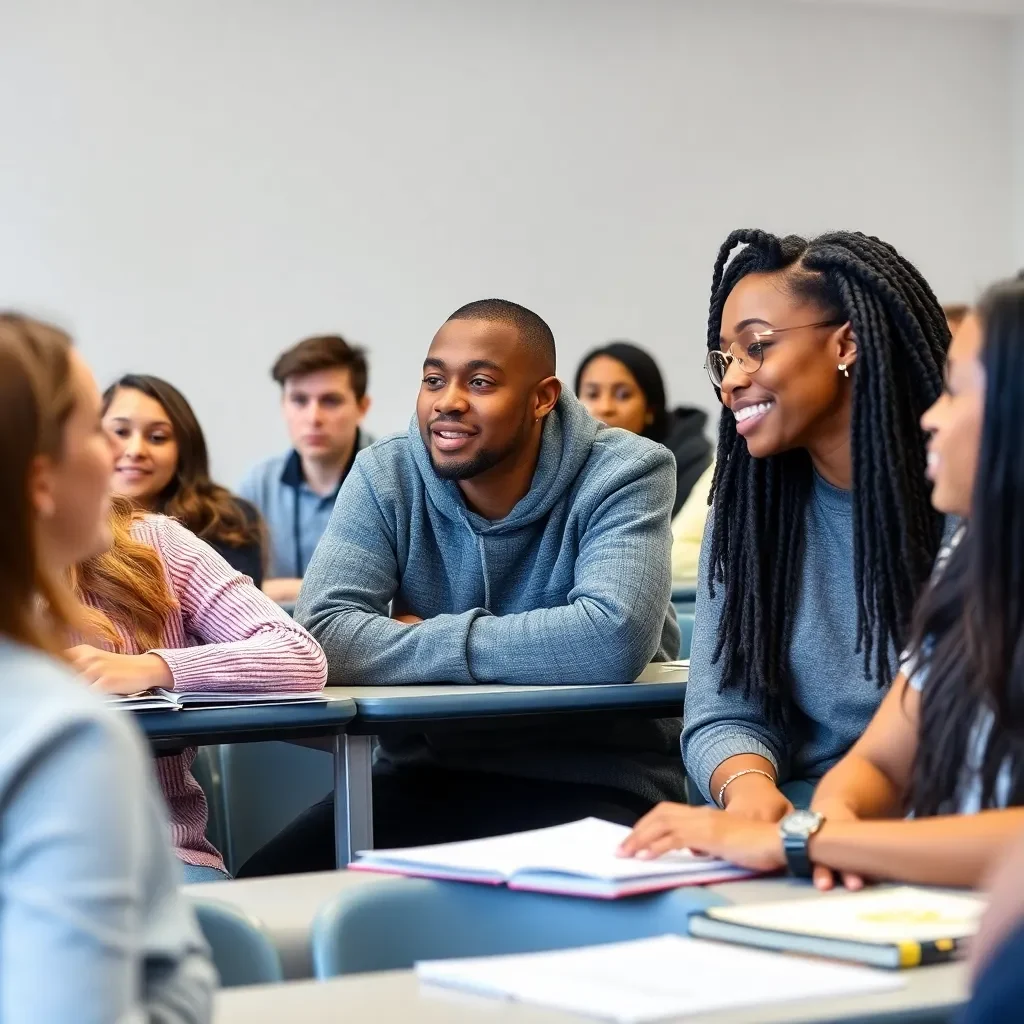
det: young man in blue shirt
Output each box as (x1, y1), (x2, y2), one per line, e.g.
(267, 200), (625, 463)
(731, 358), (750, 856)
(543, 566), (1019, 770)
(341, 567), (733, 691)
(239, 335), (371, 604)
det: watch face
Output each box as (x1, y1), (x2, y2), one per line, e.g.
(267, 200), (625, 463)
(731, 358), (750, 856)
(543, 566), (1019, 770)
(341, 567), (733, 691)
(780, 810), (822, 838)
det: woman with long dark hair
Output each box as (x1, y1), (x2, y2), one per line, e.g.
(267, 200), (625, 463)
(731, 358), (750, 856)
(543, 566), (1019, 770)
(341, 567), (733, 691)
(681, 229), (950, 821)
(621, 278), (1024, 890)
(102, 374), (265, 584)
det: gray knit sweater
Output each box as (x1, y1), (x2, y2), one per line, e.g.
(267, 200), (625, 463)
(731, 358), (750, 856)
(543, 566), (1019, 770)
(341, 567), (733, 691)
(297, 391), (684, 804)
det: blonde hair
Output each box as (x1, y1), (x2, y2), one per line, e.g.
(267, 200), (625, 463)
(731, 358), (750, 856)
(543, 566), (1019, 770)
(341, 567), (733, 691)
(70, 495), (178, 652)
(0, 314), (83, 654)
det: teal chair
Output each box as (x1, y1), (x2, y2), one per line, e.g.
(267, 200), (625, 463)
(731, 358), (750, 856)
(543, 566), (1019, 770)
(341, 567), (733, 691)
(310, 877), (725, 977)
(192, 898), (284, 988)
(676, 610), (695, 659)
(213, 741), (335, 874)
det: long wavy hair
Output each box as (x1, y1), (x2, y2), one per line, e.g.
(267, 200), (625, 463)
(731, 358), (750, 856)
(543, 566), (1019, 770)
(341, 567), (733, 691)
(909, 280), (1024, 814)
(70, 494), (178, 652)
(0, 314), (84, 654)
(103, 374), (262, 551)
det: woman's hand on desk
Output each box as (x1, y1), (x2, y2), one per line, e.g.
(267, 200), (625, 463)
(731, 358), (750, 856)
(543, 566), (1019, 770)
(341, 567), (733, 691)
(67, 645), (173, 695)
(807, 801), (865, 892)
(722, 775), (794, 823)
(616, 803), (786, 872)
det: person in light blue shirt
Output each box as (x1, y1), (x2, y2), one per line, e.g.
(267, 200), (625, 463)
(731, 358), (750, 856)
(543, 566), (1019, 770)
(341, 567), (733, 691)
(0, 314), (214, 1023)
(239, 334), (371, 605)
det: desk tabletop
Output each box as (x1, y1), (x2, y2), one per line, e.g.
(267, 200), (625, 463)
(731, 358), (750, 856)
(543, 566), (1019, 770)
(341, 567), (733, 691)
(214, 960), (964, 1024)
(324, 663), (687, 724)
(212, 872), (967, 1024)
(134, 696), (356, 749)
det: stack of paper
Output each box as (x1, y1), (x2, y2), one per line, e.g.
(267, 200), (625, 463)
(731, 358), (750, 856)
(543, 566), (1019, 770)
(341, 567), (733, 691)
(352, 817), (755, 898)
(416, 934), (905, 1023)
(107, 689), (328, 712)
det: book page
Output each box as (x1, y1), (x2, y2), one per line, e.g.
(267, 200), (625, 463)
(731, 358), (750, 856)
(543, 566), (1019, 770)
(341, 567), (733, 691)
(708, 886), (984, 944)
(416, 934), (904, 1023)
(360, 817), (736, 881)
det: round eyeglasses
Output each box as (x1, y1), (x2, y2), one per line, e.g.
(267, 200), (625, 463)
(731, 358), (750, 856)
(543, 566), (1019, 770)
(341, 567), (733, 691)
(704, 320), (843, 388)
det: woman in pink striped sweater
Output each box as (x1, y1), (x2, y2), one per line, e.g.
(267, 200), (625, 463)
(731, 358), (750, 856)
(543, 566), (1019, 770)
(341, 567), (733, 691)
(67, 496), (327, 881)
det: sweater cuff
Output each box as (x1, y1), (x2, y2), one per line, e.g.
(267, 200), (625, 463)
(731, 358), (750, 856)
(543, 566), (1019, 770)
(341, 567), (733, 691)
(686, 734), (781, 805)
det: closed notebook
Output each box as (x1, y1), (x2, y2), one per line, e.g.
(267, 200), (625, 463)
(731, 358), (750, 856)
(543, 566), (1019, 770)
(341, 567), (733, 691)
(688, 886), (984, 968)
(350, 817), (755, 899)
(415, 934), (904, 1023)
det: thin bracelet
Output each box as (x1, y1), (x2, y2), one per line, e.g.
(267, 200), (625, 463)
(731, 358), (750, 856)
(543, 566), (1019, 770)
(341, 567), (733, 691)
(716, 768), (776, 809)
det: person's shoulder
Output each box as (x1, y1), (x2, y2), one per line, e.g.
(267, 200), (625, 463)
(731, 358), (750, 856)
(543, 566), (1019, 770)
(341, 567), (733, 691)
(130, 512), (205, 562)
(589, 424), (675, 476)
(240, 452), (291, 492)
(233, 495), (262, 526)
(355, 432), (416, 482)
(0, 640), (146, 769)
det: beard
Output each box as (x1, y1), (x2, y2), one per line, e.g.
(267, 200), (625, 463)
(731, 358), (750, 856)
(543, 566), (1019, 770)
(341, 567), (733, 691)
(424, 409), (532, 481)
(429, 435), (519, 480)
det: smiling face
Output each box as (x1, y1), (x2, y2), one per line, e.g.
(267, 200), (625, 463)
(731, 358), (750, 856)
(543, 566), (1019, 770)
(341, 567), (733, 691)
(102, 387), (179, 509)
(416, 318), (555, 481)
(920, 312), (985, 518)
(577, 355), (651, 435)
(717, 270), (856, 460)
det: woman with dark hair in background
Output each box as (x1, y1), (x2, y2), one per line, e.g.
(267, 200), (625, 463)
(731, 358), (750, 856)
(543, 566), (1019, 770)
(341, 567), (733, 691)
(102, 374), (265, 585)
(575, 341), (712, 516)
(622, 278), (1024, 891)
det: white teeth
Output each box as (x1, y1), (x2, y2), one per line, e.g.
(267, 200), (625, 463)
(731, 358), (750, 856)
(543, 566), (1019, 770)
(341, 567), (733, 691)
(438, 431), (468, 439)
(734, 402), (774, 423)
(927, 451), (939, 468)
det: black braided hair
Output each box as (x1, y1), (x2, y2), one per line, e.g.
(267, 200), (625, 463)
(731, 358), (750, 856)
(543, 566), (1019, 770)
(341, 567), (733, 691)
(706, 230), (949, 721)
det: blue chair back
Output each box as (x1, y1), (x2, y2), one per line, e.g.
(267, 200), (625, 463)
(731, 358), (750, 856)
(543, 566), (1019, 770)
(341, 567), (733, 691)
(311, 877), (725, 977)
(676, 610), (695, 659)
(191, 898), (284, 988)
(215, 741), (334, 874)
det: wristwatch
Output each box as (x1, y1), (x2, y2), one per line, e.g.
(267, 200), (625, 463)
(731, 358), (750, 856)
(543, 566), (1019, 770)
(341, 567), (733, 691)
(779, 810), (825, 878)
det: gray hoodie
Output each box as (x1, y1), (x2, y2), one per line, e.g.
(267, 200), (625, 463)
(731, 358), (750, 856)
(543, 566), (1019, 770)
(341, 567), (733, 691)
(297, 391), (684, 804)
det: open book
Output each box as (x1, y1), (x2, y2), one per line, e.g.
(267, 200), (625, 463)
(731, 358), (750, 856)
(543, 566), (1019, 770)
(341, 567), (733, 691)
(688, 886), (984, 969)
(351, 817), (756, 899)
(106, 689), (328, 712)
(416, 934), (904, 1023)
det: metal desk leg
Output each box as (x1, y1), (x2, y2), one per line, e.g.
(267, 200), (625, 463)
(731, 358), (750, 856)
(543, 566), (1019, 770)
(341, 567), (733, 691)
(333, 733), (374, 866)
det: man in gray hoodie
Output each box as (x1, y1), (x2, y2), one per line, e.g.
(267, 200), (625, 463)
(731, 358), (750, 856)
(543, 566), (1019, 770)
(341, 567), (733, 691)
(240, 299), (683, 872)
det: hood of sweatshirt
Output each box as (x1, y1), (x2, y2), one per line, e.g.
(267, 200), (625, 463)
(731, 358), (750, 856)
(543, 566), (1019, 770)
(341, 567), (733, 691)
(407, 390), (600, 535)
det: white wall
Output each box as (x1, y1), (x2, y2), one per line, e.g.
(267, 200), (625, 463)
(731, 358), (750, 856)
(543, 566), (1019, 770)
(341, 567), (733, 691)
(0, 0), (1014, 484)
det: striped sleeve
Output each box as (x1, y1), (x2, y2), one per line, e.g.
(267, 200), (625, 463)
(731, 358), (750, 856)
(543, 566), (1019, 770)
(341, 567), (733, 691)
(142, 517), (327, 692)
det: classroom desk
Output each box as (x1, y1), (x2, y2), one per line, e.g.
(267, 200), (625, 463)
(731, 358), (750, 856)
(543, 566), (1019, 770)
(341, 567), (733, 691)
(213, 875), (967, 1023)
(322, 663), (687, 865)
(135, 698), (357, 866)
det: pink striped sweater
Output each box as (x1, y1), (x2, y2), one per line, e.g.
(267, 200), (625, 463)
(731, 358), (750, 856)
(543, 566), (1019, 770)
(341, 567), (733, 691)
(82, 514), (327, 872)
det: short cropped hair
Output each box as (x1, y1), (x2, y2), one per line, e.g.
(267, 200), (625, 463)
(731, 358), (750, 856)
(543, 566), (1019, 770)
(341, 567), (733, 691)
(447, 299), (556, 374)
(271, 335), (368, 399)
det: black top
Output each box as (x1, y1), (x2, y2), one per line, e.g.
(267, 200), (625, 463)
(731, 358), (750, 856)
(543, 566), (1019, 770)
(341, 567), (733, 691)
(207, 497), (265, 589)
(663, 407), (713, 517)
